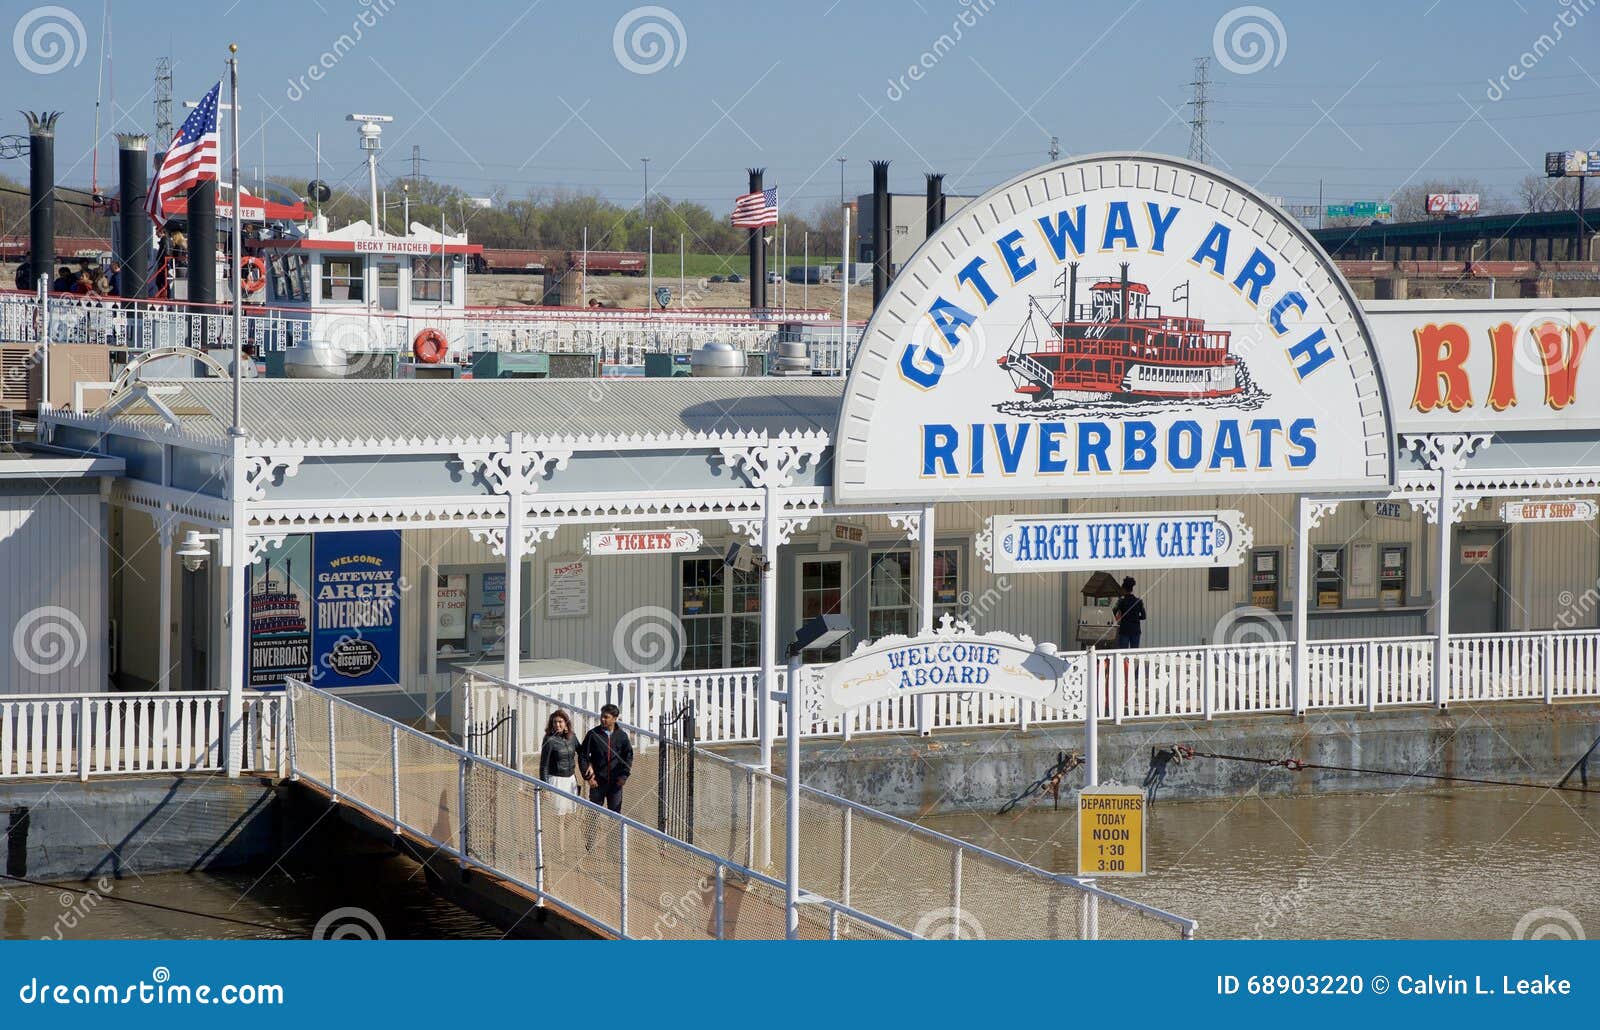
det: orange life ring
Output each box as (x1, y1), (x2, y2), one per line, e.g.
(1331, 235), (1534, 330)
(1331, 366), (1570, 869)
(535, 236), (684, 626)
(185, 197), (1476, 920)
(239, 256), (266, 295)
(413, 327), (449, 364)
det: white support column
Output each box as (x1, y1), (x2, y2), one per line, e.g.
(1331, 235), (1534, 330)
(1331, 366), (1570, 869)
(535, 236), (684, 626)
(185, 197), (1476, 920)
(1292, 497), (1312, 716)
(157, 517), (175, 691)
(759, 482), (779, 772)
(1434, 465), (1454, 709)
(915, 504), (936, 736)
(225, 446), (248, 776)
(504, 435), (525, 686)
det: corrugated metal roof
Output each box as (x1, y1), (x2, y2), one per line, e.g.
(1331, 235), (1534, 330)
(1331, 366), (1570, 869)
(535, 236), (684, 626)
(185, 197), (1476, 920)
(102, 377), (844, 445)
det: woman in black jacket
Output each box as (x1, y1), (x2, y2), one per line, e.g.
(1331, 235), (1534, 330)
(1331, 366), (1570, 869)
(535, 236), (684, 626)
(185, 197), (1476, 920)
(538, 710), (582, 839)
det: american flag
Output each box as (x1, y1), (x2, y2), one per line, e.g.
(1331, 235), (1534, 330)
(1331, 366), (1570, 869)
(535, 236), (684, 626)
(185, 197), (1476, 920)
(731, 187), (778, 229)
(146, 81), (221, 226)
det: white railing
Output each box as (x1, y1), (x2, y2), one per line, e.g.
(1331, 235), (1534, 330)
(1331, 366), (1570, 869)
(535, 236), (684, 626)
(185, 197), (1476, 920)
(462, 673), (1198, 940)
(0, 289), (859, 373)
(508, 627), (1600, 745)
(0, 690), (285, 780)
(287, 679), (916, 940)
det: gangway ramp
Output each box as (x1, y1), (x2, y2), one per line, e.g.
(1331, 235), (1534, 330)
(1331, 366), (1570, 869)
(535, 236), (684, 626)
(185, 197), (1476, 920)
(466, 675), (1197, 940)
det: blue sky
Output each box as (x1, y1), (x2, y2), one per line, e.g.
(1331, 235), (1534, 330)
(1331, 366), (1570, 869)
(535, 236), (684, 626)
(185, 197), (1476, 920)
(3, 0), (1598, 215)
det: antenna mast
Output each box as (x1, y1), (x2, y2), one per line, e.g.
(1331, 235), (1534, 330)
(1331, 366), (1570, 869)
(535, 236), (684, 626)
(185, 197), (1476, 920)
(1186, 56), (1211, 166)
(153, 57), (173, 144)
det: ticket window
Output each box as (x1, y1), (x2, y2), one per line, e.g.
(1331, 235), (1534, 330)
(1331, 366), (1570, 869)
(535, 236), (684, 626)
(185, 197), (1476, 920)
(1250, 549), (1282, 610)
(434, 567), (528, 664)
(1379, 545), (1408, 608)
(1314, 546), (1345, 609)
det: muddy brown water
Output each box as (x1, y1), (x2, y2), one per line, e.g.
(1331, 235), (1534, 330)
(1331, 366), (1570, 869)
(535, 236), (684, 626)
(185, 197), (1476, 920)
(919, 786), (1600, 939)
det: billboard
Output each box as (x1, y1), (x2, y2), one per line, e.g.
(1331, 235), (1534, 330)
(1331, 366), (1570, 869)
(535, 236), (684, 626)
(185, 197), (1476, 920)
(310, 530), (403, 688)
(1426, 193), (1481, 215)
(833, 153), (1395, 504)
(1546, 151), (1600, 177)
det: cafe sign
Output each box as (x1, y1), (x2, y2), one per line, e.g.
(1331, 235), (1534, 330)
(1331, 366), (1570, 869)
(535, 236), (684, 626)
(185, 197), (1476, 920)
(986, 510), (1250, 573)
(1499, 499), (1598, 523)
(585, 528), (704, 555)
(811, 618), (1085, 720)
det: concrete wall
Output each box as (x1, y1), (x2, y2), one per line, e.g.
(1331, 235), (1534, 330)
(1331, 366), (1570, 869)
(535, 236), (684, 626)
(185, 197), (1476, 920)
(0, 775), (277, 880)
(748, 703), (1600, 817)
(0, 481), (109, 694)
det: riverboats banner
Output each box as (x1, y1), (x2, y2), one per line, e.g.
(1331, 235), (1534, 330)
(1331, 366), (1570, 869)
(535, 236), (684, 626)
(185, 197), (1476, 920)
(811, 619), (1085, 720)
(309, 530), (403, 688)
(1364, 301), (1600, 433)
(834, 153), (1394, 503)
(246, 535), (313, 688)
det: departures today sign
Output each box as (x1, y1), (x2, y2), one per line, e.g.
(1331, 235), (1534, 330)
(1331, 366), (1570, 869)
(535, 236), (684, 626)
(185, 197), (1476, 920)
(989, 510), (1249, 573)
(833, 153), (1394, 503)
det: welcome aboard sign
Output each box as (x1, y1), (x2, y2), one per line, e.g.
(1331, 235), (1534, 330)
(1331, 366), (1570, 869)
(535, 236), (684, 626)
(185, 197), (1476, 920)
(834, 154), (1395, 503)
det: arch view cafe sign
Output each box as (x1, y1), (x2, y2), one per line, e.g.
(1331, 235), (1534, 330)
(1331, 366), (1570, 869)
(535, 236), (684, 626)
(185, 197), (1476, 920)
(833, 153), (1397, 504)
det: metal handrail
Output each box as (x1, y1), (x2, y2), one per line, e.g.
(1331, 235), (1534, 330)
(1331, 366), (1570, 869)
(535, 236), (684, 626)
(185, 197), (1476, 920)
(288, 679), (911, 940)
(472, 671), (1200, 938)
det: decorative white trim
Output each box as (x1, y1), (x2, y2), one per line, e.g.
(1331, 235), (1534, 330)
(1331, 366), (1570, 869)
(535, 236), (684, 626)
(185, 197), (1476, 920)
(1405, 433), (1492, 473)
(718, 440), (827, 490)
(470, 524), (561, 558)
(1407, 495), (1482, 526)
(456, 447), (573, 496)
(1303, 500), (1340, 530)
(246, 534), (288, 564)
(886, 512), (922, 541)
(239, 454), (305, 502)
(727, 518), (762, 548)
(726, 515), (813, 549)
(974, 524), (993, 570)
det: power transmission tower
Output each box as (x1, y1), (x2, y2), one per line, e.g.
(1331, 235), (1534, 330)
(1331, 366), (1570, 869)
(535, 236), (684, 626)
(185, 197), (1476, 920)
(1186, 56), (1211, 166)
(411, 144), (422, 183)
(153, 57), (173, 143)
(1048, 136), (1060, 162)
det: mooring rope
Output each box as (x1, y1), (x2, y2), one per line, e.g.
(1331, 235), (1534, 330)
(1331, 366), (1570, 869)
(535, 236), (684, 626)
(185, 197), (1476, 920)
(0, 872), (299, 936)
(1159, 744), (1600, 796)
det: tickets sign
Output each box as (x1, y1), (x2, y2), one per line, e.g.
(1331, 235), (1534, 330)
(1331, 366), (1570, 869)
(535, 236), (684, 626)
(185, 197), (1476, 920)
(833, 153), (1393, 503)
(585, 528), (703, 555)
(812, 623), (1084, 720)
(988, 511), (1249, 573)
(1499, 499), (1598, 523)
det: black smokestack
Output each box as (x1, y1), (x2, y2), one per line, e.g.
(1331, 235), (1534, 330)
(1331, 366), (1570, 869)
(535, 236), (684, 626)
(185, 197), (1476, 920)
(116, 134), (150, 299)
(872, 160), (890, 306)
(187, 179), (217, 304)
(24, 112), (59, 291)
(746, 168), (766, 310)
(924, 172), (944, 238)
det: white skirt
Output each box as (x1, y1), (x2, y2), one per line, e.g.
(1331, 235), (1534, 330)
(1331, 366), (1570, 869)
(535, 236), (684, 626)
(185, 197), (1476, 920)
(546, 774), (579, 816)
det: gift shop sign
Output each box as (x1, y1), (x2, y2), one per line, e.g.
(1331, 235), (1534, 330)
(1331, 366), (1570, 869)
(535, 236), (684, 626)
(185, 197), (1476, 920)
(833, 153), (1394, 504)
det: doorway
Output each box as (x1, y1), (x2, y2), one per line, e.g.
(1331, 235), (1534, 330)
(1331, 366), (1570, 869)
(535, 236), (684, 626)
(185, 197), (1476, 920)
(797, 555), (849, 662)
(1449, 526), (1507, 633)
(180, 566), (211, 691)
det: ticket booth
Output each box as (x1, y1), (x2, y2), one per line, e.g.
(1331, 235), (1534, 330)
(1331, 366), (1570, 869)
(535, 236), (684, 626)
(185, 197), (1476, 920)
(1314, 546), (1344, 609)
(1378, 545), (1408, 608)
(1250, 549), (1281, 610)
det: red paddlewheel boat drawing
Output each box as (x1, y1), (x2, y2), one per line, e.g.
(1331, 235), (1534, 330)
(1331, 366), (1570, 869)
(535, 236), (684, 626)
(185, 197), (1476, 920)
(996, 261), (1264, 411)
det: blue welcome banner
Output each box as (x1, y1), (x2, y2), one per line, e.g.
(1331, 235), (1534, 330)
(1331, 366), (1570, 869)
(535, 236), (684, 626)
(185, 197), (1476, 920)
(310, 530), (402, 688)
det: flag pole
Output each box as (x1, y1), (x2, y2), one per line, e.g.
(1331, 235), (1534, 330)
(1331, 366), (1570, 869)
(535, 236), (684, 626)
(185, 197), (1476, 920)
(228, 44), (244, 438)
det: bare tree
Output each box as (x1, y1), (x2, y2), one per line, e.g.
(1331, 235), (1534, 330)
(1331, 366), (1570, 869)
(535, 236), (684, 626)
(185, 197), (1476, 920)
(1517, 173), (1581, 213)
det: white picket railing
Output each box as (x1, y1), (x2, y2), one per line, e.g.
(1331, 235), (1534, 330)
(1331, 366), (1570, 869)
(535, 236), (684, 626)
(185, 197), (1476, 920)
(0, 690), (285, 780)
(508, 628), (1600, 746)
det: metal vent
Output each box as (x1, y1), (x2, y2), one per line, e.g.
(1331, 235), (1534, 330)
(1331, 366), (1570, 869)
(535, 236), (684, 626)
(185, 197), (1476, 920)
(0, 409), (13, 448)
(0, 346), (35, 406)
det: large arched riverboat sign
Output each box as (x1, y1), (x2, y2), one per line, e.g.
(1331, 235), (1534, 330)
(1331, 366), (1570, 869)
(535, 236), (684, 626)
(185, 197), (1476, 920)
(834, 153), (1396, 503)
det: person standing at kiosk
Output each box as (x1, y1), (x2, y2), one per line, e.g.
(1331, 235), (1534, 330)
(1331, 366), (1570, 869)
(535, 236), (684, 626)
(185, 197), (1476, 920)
(1113, 577), (1147, 649)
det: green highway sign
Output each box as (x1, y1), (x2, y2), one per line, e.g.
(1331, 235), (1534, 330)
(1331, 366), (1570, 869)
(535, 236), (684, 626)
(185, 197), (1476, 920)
(1327, 202), (1392, 220)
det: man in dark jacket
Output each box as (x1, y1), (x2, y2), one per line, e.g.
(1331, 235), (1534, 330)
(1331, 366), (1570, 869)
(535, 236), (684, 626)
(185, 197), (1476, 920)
(1113, 576), (1147, 648)
(578, 703), (633, 813)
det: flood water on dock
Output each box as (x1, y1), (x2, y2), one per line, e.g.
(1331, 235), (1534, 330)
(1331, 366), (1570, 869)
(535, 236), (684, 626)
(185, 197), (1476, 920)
(920, 787), (1600, 939)
(0, 852), (508, 941)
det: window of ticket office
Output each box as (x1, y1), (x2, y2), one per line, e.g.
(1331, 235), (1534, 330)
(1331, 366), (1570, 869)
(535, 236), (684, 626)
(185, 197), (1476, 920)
(679, 556), (760, 670)
(1313, 545), (1345, 609)
(322, 256), (365, 301)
